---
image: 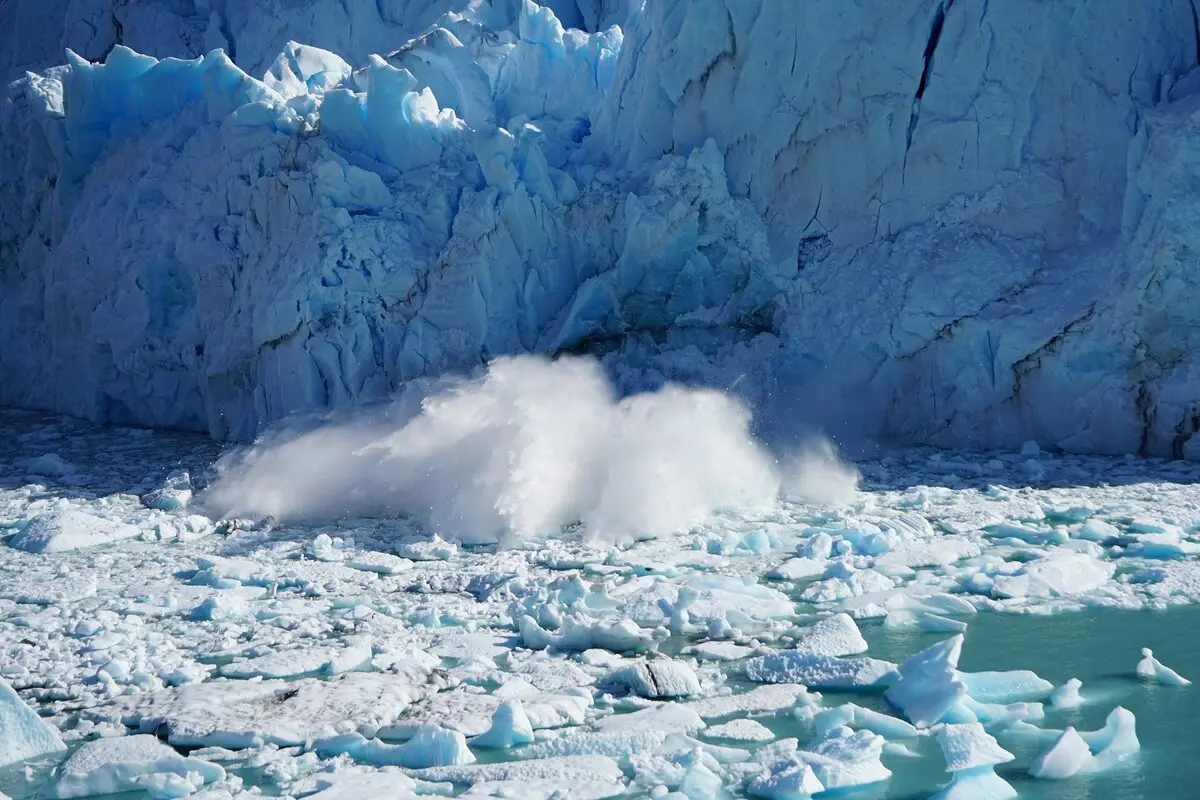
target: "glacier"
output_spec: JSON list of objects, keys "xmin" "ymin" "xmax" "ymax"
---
[{"xmin": 3, "ymin": 0, "xmax": 1200, "ymax": 456}]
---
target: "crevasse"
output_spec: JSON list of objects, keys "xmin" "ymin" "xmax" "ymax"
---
[{"xmin": 3, "ymin": 0, "xmax": 1200, "ymax": 455}]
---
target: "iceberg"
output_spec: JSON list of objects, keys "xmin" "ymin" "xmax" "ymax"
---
[{"xmin": 1029, "ymin": 707, "xmax": 1142, "ymax": 778}]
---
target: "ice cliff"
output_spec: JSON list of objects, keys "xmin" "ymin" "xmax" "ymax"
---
[{"xmin": 3, "ymin": 0, "xmax": 1200, "ymax": 454}]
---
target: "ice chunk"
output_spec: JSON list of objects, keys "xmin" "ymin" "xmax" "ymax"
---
[
  {"xmin": 937, "ymin": 723, "xmax": 1015, "ymax": 772},
  {"xmin": 813, "ymin": 704, "xmax": 918, "ymax": 740},
  {"xmin": 768, "ymin": 557, "xmax": 827, "ymax": 581},
  {"xmin": 0, "ymin": 676, "xmax": 66, "ymax": 767},
  {"xmin": 745, "ymin": 652, "xmax": 897, "ymax": 691},
  {"xmin": 9, "ymin": 507, "xmax": 140, "ymax": 552},
  {"xmin": 141, "ymin": 470, "xmax": 194, "ymax": 511},
  {"xmin": 991, "ymin": 552, "xmax": 1114, "ymax": 599},
  {"xmin": 262, "ymin": 41, "xmax": 352, "ymax": 100},
  {"xmin": 597, "ymin": 704, "xmax": 706, "ymax": 735},
  {"xmin": 798, "ymin": 726, "xmax": 890, "ymax": 790},
  {"xmin": 746, "ymin": 758, "xmax": 824, "ymax": 800},
  {"xmin": 602, "ymin": 659, "xmax": 701, "ymax": 698},
  {"xmin": 705, "ymin": 719, "xmax": 775, "ymax": 743},
  {"xmin": 470, "ymin": 699, "xmax": 535, "ymax": 749},
  {"xmin": 411, "ymin": 755, "xmax": 626, "ymax": 799},
  {"xmin": 1136, "ymin": 647, "xmax": 1192, "ymax": 685},
  {"xmin": 959, "ymin": 669, "xmax": 1054, "ymax": 703},
  {"xmin": 45, "ymin": 735, "xmax": 225, "ymax": 799},
  {"xmin": 792, "ymin": 613, "xmax": 868, "ymax": 656},
  {"xmin": 1080, "ymin": 706, "xmax": 1140, "ymax": 770},
  {"xmin": 688, "ymin": 641, "xmax": 756, "ymax": 662},
  {"xmin": 1029, "ymin": 727, "xmax": 1092, "ymax": 779},
  {"xmin": 683, "ymin": 685, "xmax": 818, "ymax": 721},
  {"xmin": 1050, "ymin": 678, "xmax": 1083, "ymax": 708},
  {"xmin": 314, "ymin": 725, "xmax": 475, "ymax": 768},
  {"xmin": 884, "ymin": 635, "xmax": 967, "ymax": 728},
  {"xmin": 517, "ymin": 729, "xmax": 669, "ymax": 760},
  {"xmin": 104, "ymin": 672, "xmax": 430, "ymax": 748},
  {"xmin": 929, "ymin": 723, "xmax": 1017, "ymax": 800},
  {"xmin": 302, "ymin": 770, "xmax": 419, "ymax": 799},
  {"xmin": 218, "ymin": 638, "xmax": 373, "ymax": 679}
]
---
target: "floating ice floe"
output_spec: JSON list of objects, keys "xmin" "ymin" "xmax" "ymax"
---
[
  {"xmin": 45, "ymin": 734, "xmax": 225, "ymax": 799},
  {"xmin": 470, "ymin": 699, "xmax": 535, "ymax": 749},
  {"xmin": 745, "ymin": 652, "xmax": 898, "ymax": 690},
  {"xmin": 1136, "ymin": 647, "xmax": 1192, "ymax": 686},
  {"xmin": 1028, "ymin": 707, "xmax": 1141, "ymax": 778},
  {"xmin": 929, "ymin": 723, "xmax": 1017, "ymax": 800},
  {"xmin": 0, "ymin": 676, "xmax": 66, "ymax": 767},
  {"xmin": 9, "ymin": 507, "xmax": 140, "ymax": 553},
  {"xmin": 705, "ymin": 718, "xmax": 776, "ymax": 743},
  {"xmin": 601, "ymin": 659, "xmax": 702, "ymax": 698},
  {"xmin": 313, "ymin": 725, "xmax": 475, "ymax": 768},
  {"xmin": 1049, "ymin": 678, "xmax": 1084, "ymax": 708},
  {"xmin": 884, "ymin": 634, "xmax": 1052, "ymax": 728},
  {"xmin": 411, "ymin": 755, "xmax": 627, "ymax": 799}
]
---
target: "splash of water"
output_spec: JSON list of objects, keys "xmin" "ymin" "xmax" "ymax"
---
[{"xmin": 201, "ymin": 355, "xmax": 857, "ymax": 543}]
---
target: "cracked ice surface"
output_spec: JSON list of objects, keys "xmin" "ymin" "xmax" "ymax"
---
[
  {"xmin": 4, "ymin": 1, "xmax": 1200, "ymax": 456},
  {"xmin": 0, "ymin": 408, "xmax": 1199, "ymax": 798}
]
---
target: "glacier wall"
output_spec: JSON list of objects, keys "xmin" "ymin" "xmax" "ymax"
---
[{"xmin": 3, "ymin": 0, "xmax": 1200, "ymax": 456}]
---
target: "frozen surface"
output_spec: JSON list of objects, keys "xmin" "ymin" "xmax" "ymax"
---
[
  {"xmin": 1, "ymin": 410, "xmax": 1200, "ymax": 800},
  {"xmin": 5, "ymin": 0, "xmax": 1200, "ymax": 462}
]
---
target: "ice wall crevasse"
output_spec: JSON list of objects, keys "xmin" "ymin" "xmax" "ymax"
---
[
  {"xmin": 0, "ymin": 6, "xmax": 780, "ymax": 440},
  {"xmin": 5, "ymin": 0, "xmax": 1200, "ymax": 454}
]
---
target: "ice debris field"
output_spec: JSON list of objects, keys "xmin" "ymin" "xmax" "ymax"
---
[
  {"xmin": 5, "ymin": 0, "xmax": 1200, "ymax": 797},
  {"xmin": 2, "ymin": 391, "xmax": 1200, "ymax": 799}
]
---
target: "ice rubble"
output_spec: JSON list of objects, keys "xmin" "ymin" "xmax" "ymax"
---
[{"xmin": 5, "ymin": 0, "xmax": 1200, "ymax": 457}]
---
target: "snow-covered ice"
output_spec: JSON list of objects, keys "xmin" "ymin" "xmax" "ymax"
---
[
  {"xmin": 0, "ymin": 410, "xmax": 1198, "ymax": 798},
  {"xmin": 44, "ymin": 735, "xmax": 225, "ymax": 799},
  {"xmin": 929, "ymin": 723, "xmax": 1017, "ymax": 800}
]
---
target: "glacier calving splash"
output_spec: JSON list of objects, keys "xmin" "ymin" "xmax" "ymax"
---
[{"xmin": 4, "ymin": 0, "xmax": 1200, "ymax": 454}]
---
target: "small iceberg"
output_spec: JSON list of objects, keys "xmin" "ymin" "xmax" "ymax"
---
[
  {"xmin": 1137, "ymin": 648, "xmax": 1192, "ymax": 686},
  {"xmin": 1029, "ymin": 707, "xmax": 1141, "ymax": 778},
  {"xmin": 929, "ymin": 723, "xmax": 1017, "ymax": 800}
]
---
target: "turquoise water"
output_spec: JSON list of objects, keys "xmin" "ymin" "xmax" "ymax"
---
[
  {"xmin": 822, "ymin": 606, "xmax": 1200, "ymax": 799},
  {"xmin": 5, "ymin": 607, "xmax": 1199, "ymax": 799}
]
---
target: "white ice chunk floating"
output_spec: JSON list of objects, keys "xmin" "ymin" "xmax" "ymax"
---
[
  {"xmin": 745, "ymin": 652, "xmax": 897, "ymax": 690},
  {"xmin": 930, "ymin": 723, "xmax": 1016, "ymax": 800},
  {"xmin": 705, "ymin": 718, "xmax": 775, "ymax": 743},
  {"xmin": 885, "ymin": 636, "xmax": 968, "ymax": 728},
  {"xmin": 813, "ymin": 704, "xmax": 918, "ymax": 740},
  {"xmin": 0, "ymin": 676, "xmax": 66, "ymax": 767},
  {"xmin": 792, "ymin": 613, "xmax": 868, "ymax": 656},
  {"xmin": 990, "ymin": 552, "xmax": 1115, "ymax": 599},
  {"xmin": 798, "ymin": 726, "xmax": 891, "ymax": 790},
  {"xmin": 1029, "ymin": 707, "xmax": 1141, "ymax": 778},
  {"xmin": 1050, "ymin": 678, "xmax": 1083, "ymax": 708},
  {"xmin": 885, "ymin": 634, "xmax": 1051, "ymax": 728},
  {"xmin": 9, "ymin": 507, "xmax": 140, "ymax": 553},
  {"xmin": 411, "ymin": 755, "xmax": 626, "ymax": 799},
  {"xmin": 314, "ymin": 725, "xmax": 475, "ymax": 768},
  {"xmin": 470, "ymin": 699, "xmax": 535, "ymax": 749},
  {"xmin": 100, "ymin": 672, "xmax": 431, "ymax": 748},
  {"xmin": 141, "ymin": 470, "xmax": 194, "ymax": 511},
  {"xmin": 1029, "ymin": 727, "xmax": 1092, "ymax": 779},
  {"xmin": 746, "ymin": 758, "xmax": 824, "ymax": 800},
  {"xmin": 1137, "ymin": 647, "xmax": 1192, "ymax": 686},
  {"xmin": 602, "ymin": 659, "xmax": 702, "ymax": 698},
  {"xmin": 683, "ymin": 685, "xmax": 818, "ymax": 721},
  {"xmin": 301, "ymin": 770, "xmax": 419, "ymax": 800},
  {"xmin": 44, "ymin": 734, "xmax": 225, "ymax": 799}
]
